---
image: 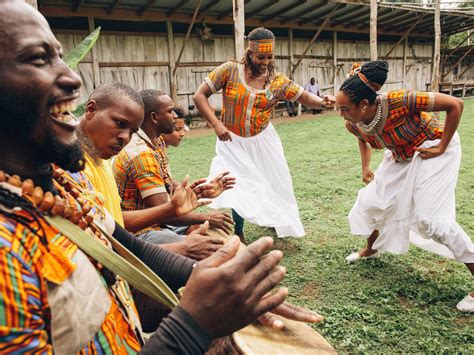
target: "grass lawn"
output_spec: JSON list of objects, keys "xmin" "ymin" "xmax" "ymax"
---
[{"xmin": 168, "ymin": 99, "xmax": 474, "ymax": 353}]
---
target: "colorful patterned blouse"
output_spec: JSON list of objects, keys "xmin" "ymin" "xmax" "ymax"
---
[
  {"xmin": 0, "ymin": 172, "xmax": 141, "ymax": 353},
  {"xmin": 113, "ymin": 129, "xmax": 172, "ymax": 214},
  {"xmin": 205, "ymin": 61, "xmax": 304, "ymax": 137},
  {"xmin": 346, "ymin": 90, "xmax": 442, "ymax": 161}
]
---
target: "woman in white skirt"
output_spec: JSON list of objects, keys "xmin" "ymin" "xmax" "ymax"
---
[
  {"xmin": 336, "ymin": 60, "xmax": 474, "ymax": 312},
  {"xmin": 194, "ymin": 28, "xmax": 334, "ymax": 242}
]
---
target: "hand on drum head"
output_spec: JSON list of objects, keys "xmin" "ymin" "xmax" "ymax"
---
[
  {"xmin": 257, "ymin": 299, "xmax": 324, "ymax": 330},
  {"xmin": 179, "ymin": 236, "xmax": 287, "ymax": 338}
]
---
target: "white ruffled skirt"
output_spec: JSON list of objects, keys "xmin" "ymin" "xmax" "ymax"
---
[
  {"xmin": 208, "ymin": 123, "xmax": 305, "ymax": 237},
  {"xmin": 349, "ymin": 132, "xmax": 474, "ymax": 263}
]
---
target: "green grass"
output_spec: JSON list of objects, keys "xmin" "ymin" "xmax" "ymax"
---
[{"xmin": 168, "ymin": 100, "xmax": 474, "ymax": 353}]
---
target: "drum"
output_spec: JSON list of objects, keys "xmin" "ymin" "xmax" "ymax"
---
[
  {"xmin": 207, "ymin": 319, "xmax": 336, "ymax": 354},
  {"xmin": 205, "ymin": 229, "xmax": 336, "ymax": 354}
]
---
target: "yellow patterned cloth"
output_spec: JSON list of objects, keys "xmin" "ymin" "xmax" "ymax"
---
[{"xmin": 205, "ymin": 61, "xmax": 304, "ymax": 137}]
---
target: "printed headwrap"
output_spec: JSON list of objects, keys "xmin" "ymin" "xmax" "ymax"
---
[
  {"xmin": 248, "ymin": 39, "xmax": 274, "ymax": 53},
  {"xmin": 351, "ymin": 66, "xmax": 382, "ymax": 93}
]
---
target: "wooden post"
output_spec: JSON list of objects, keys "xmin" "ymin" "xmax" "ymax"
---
[
  {"xmin": 288, "ymin": 28, "xmax": 294, "ymax": 80},
  {"xmin": 333, "ymin": 31, "xmax": 338, "ymax": 98},
  {"xmin": 370, "ymin": 0, "xmax": 377, "ymax": 60},
  {"xmin": 166, "ymin": 20, "xmax": 178, "ymax": 103},
  {"xmin": 402, "ymin": 36, "xmax": 408, "ymax": 88},
  {"xmin": 431, "ymin": 0, "xmax": 441, "ymax": 92},
  {"xmin": 173, "ymin": 0, "xmax": 201, "ymax": 76},
  {"xmin": 233, "ymin": 0, "xmax": 245, "ymax": 60},
  {"xmin": 25, "ymin": 0, "xmax": 37, "ymax": 9},
  {"xmin": 88, "ymin": 17, "xmax": 101, "ymax": 89}
]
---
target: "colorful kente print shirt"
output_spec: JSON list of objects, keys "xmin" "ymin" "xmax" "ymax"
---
[
  {"xmin": 346, "ymin": 90, "xmax": 442, "ymax": 161},
  {"xmin": 205, "ymin": 61, "xmax": 304, "ymax": 137},
  {"xmin": 113, "ymin": 129, "xmax": 172, "ymax": 214},
  {"xmin": 0, "ymin": 172, "xmax": 141, "ymax": 354}
]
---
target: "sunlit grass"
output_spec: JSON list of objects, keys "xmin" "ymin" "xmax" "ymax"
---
[{"xmin": 169, "ymin": 99, "xmax": 474, "ymax": 353}]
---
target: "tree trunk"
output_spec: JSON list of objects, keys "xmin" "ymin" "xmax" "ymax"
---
[
  {"xmin": 233, "ymin": 0, "xmax": 245, "ymax": 60},
  {"xmin": 431, "ymin": 0, "xmax": 441, "ymax": 92},
  {"xmin": 370, "ymin": 0, "xmax": 378, "ymax": 60}
]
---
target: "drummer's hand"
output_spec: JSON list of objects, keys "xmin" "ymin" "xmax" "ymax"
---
[
  {"xmin": 180, "ymin": 236, "xmax": 287, "ymax": 338},
  {"xmin": 257, "ymin": 299, "xmax": 324, "ymax": 330},
  {"xmin": 213, "ymin": 121, "xmax": 232, "ymax": 141}
]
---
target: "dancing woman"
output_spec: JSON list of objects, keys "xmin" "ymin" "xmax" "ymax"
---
[
  {"xmin": 336, "ymin": 60, "xmax": 474, "ymax": 312},
  {"xmin": 194, "ymin": 27, "xmax": 334, "ymax": 241}
]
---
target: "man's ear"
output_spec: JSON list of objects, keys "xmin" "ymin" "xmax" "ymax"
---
[
  {"xmin": 150, "ymin": 111, "xmax": 160, "ymax": 125},
  {"xmin": 85, "ymin": 100, "xmax": 97, "ymax": 119}
]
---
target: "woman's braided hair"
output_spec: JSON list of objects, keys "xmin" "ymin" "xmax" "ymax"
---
[
  {"xmin": 241, "ymin": 27, "xmax": 275, "ymax": 84},
  {"xmin": 340, "ymin": 60, "xmax": 389, "ymax": 104}
]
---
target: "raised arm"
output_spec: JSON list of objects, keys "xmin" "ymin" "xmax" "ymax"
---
[{"xmin": 297, "ymin": 91, "xmax": 335, "ymax": 110}]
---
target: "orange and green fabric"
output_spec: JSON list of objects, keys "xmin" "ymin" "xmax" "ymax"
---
[
  {"xmin": 0, "ymin": 181, "xmax": 141, "ymax": 353},
  {"xmin": 113, "ymin": 129, "xmax": 172, "ymax": 214},
  {"xmin": 205, "ymin": 61, "xmax": 304, "ymax": 137},
  {"xmin": 346, "ymin": 90, "xmax": 442, "ymax": 161}
]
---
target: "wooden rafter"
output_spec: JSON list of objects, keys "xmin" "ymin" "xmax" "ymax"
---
[
  {"xmin": 384, "ymin": 12, "xmax": 424, "ymax": 30},
  {"xmin": 383, "ymin": 14, "xmax": 425, "ymax": 59},
  {"xmin": 378, "ymin": 12, "xmax": 415, "ymax": 27},
  {"xmin": 217, "ymin": 0, "xmax": 252, "ymax": 20},
  {"xmin": 167, "ymin": 0, "xmax": 190, "ymax": 18},
  {"xmin": 445, "ymin": 24, "xmax": 474, "ymax": 36},
  {"xmin": 200, "ymin": 0, "xmax": 221, "ymax": 14},
  {"xmin": 72, "ymin": 0, "xmax": 83, "ymax": 12},
  {"xmin": 107, "ymin": 0, "xmax": 120, "ymax": 15},
  {"xmin": 442, "ymin": 48, "xmax": 473, "ymax": 80},
  {"xmin": 441, "ymin": 32, "xmax": 474, "ymax": 66},
  {"xmin": 299, "ymin": 5, "xmax": 346, "ymax": 27},
  {"xmin": 292, "ymin": 4, "xmax": 341, "ymax": 74},
  {"xmin": 280, "ymin": 1, "xmax": 328, "ymax": 25},
  {"xmin": 343, "ymin": 7, "xmax": 392, "ymax": 28},
  {"xmin": 331, "ymin": 6, "xmax": 366, "ymax": 26},
  {"xmin": 328, "ymin": 5, "xmax": 358, "ymax": 25},
  {"xmin": 261, "ymin": 0, "xmax": 307, "ymax": 24},
  {"xmin": 247, "ymin": 0, "xmax": 280, "ymax": 19},
  {"xmin": 137, "ymin": 0, "xmax": 156, "ymax": 17}
]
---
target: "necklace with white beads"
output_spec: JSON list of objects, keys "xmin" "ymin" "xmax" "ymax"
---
[{"xmin": 356, "ymin": 102, "xmax": 382, "ymax": 135}]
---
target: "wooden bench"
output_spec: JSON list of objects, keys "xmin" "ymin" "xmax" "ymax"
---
[{"xmin": 426, "ymin": 80, "xmax": 474, "ymax": 97}]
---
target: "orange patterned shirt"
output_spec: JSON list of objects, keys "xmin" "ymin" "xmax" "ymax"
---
[
  {"xmin": 205, "ymin": 61, "xmax": 304, "ymax": 137},
  {"xmin": 346, "ymin": 90, "xmax": 442, "ymax": 161}
]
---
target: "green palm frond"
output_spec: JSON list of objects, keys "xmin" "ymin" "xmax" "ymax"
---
[
  {"xmin": 45, "ymin": 215, "xmax": 179, "ymax": 309},
  {"xmin": 64, "ymin": 27, "xmax": 101, "ymax": 69}
]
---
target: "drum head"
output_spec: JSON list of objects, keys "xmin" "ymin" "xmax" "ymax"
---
[{"xmin": 233, "ymin": 319, "xmax": 336, "ymax": 355}]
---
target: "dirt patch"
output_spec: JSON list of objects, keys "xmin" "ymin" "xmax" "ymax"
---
[
  {"xmin": 398, "ymin": 296, "xmax": 413, "ymax": 308},
  {"xmin": 300, "ymin": 282, "xmax": 321, "ymax": 298},
  {"xmin": 454, "ymin": 316, "xmax": 473, "ymax": 326},
  {"xmin": 186, "ymin": 112, "xmax": 334, "ymax": 138}
]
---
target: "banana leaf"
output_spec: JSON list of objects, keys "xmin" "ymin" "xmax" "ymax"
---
[{"xmin": 64, "ymin": 26, "xmax": 101, "ymax": 69}]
